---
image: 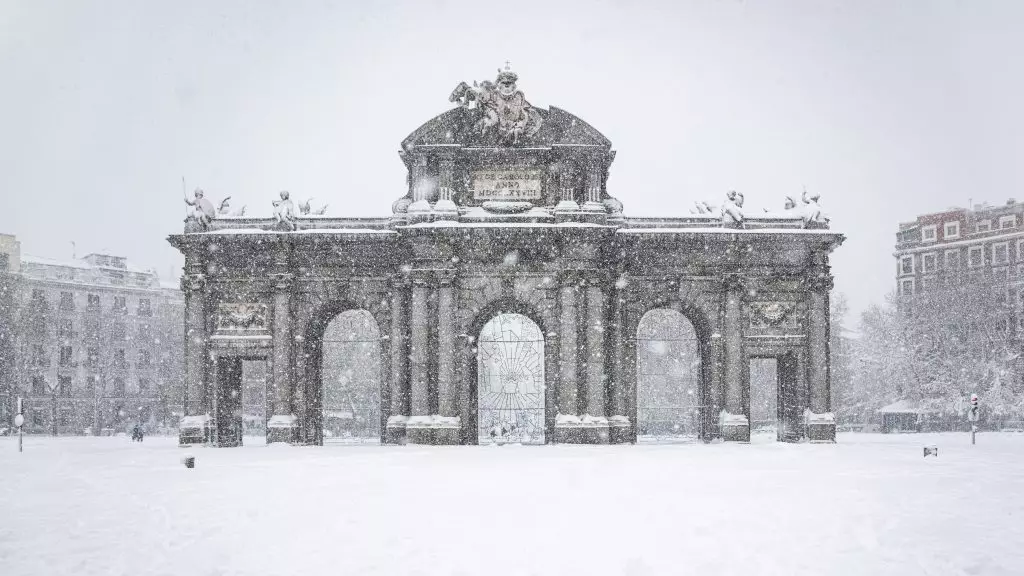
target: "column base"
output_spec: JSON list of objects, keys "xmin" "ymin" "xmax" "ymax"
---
[
  {"xmin": 805, "ymin": 410, "xmax": 836, "ymax": 443},
  {"xmin": 581, "ymin": 200, "xmax": 606, "ymax": 212},
  {"xmin": 553, "ymin": 414, "xmax": 610, "ymax": 444},
  {"xmin": 432, "ymin": 199, "xmax": 459, "ymax": 221},
  {"xmin": 178, "ymin": 414, "xmax": 212, "ymax": 446},
  {"xmin": 384, "ymin": 415, "xmax": 408, "ymax": 445},
  {"xmin": 267, "ymin": 414, "xmax": 299, "ymax": 444},
  {"xmin": 407, "ymin": 199, "xmax": 432, "ymax": 223},
  {"xmin": 405, "ymin": 415, "xmax": 462, "ymax": 445},
  {"xmin": 720, "ymin": 411, "xmax": 750, "ymax": 443},
  {"xmin": 608, "ymin": 415, "xmax": 633, "ymax": 444}
]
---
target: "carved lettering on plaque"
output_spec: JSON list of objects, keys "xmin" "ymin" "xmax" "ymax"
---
[{"xmin": 472, "ymin": 169, "xmax": 543, "ymax": 201}]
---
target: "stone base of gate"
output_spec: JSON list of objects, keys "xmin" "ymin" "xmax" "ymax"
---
[
  {"xmin": 805, "ymin": 410, "xmax": 836, "ymax": 443},
  {"xmin": 405, "ymin": 416, "xmax": 461, "ymax": 445},
  {"xmin": 384, "ymin": 415, "xmax": 408, "ymax": 445},
  {"xmin": 553, "ymin": 415, "xmax": 610, "ymax": 444},
  {"xmin": 608, "ymin": 416, "xmax": 632, "ymax": 444},
  {"xmin": 266, "ymin": 414, "xmax": 299, "ymax": 445},
  {"xmin": 720, "ymin": 411, "xmax": 750, "ymax": 443}
]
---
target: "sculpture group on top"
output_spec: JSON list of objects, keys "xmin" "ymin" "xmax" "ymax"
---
[
  {"xmin": 183, "ymin": 186, "xmax": 331, "ymax": 232},
  {"xmin": 691, "ymin": 188, "xmax": 829, "ymax": 229},
  {"xmin": 449, "ymin": 62, "xmax": 543, "ymax": 145}
]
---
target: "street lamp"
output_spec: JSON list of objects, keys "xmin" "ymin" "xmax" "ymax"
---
[{"xmin": 14, "ymin": 397, "xmax": 24, "ymax": 452}]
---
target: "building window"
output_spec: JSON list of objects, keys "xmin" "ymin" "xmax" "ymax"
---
[
  {"xmin": 1000, "ymin": 215, "xmax": 1017, "ymax": 229},
  {"xmin": 976, "ymin": 220, "xmax": 992, "ymax": 233},
  {"xmin": 0, "ymin": 253, "xmax": 8, "ymax": 272},
  {"xmin": 32, "ymin": 410, "xmax": 43, "ymax": 426},
  {"xmin": 87, "ymin": 294, "xmax": 100, "ymax": 311},
  {"xmin": 922, "ymin": 253, "xmax": 937, "ymax": 273},
  {"xmin": 945, "ymin": 250, "xmax": 960, "ymax": 271},
  {"xmin": 59, "ymin": 346, "xmax": 73, "ymax": 367},
  {"xmin": 59, "ymin": 291, "xmax": 74, "ymax": 311},
  {"xmin": 32, "ymin": 344, "xmax": 48, "ymax": 367},
  {"xmin": 31, "ymin": 375, "xmax": 47, "ymax": 395},
  {"xmin": 969, "ymin": 246, "xmax": 984, "ymax": 268},
  {"xmin": 922, "ymin": 224, "xmax": 937, "ymax": 242},
  {"xmin": 110, "ymin": 322, "xmax": 126, "ymax": 341},
  {"xmin": 138, "ymin": 378, "xmax": 150, "ymax": 396},
  {"xmin": 900, "ymin": 255, "xmax": 914, "ymax": 275},
  {"xmin": 993, "ymin": 242, "xmax": 1010, "ymax": 265},
  {"xmin": 137, "ymin": 298, "xmax": 152, "ymax": 317},
  {"xmin": 113, "ymin": 377, "xmax": 126, "ymax": 397},
  {"xmin": 138, "ymin": 323, "xmax": 153, "ymax": 342},
  {"xmin": 996, "ymin": 288, "xmax": 1009, "ymax": 305},
  {"xmin": 58, "ymin": 319, "xmax": 73, "ymax": 339},
  {"xmin": 900, "ymin": 278, "xmax": 915, "ymax": 296},
  {"xmin": 138, "ymin": 349, "xmax": 151, "ymax": 368},
  {"xmin": 113, "ymin": 296, "xmax": 127, "ymax": 313},
  {"xmin": 114, "ymin": 349, "xmax": 127, "ymax": 368},
  {"xmin": 944, "ymin": 221, "xmax": 960, "ymax": 239},
  {"xmin": 994, "ymin": 267, "xmax": 1010, "ymax": 283},
  {"xmin": 86, "ymin": 347, "xmax": 99, "ymax": 368},
  {"xmin": 58, "ymin": 375, "xmax": 72, "ymax": 397}
]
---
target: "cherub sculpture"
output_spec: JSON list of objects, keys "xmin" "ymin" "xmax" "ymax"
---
[
  {"xmin": 273, "ymin": 190, "xmax": 297, "ymax": 231},
  {"xmin": 721, "ymin": 190, "xmax": 745, "ymax": 228}
]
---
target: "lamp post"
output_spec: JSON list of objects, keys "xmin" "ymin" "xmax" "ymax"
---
[{"xmin": 14, "ymin": 396, "xmax": 24, "ymax": 452}]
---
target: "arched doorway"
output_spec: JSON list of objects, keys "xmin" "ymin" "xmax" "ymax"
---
[
  {"xmin": 477, "ymin": 313, "xmax": 545, "ymax": 444},
  {"xmin": 636, "ymin": 309, "xmax": 702, "ymax": 443},
  {"xmin": 320, "ymin": 309, "xmax": 382, "ymax": 444}
]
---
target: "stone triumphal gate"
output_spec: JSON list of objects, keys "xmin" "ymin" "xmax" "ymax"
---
[{"xmin": 170, "ymin": 67, "xmax": 843, "ymax": 447}]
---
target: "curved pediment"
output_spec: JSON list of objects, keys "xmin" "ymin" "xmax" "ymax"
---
[{"xmin": 401, "ymin": 105, "xmax": 611, "ymax": 150}]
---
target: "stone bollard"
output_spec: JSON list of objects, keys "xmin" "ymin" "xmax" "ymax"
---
[
  {"xmin": 923, "ymin": 445, "xmax": 938, "ymax": 457},
  {"xmin": 183, "ymin": 455, "xmax": 195, "ymax": 469}
]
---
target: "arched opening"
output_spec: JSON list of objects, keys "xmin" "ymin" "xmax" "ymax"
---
[
  {"xmin": 636, "ymin": 309, "xmax": 702, "ymax": 443},
  {"xmin": 320, "ymin": 309, "xmax": 382, "ymax": 444},
  {"xmin": 476, "ymin": 313, "xmax": 545, "ymax": 445}
]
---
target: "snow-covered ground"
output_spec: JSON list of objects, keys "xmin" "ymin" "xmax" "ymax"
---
[{"xmin": 1, "ymin": 433, "xmax": 1022, "ymax": 576}]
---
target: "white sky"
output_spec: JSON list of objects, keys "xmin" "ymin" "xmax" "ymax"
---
[{"xmin": 1, "ymin": 0, "xmax": 1022, "ymax": 320}]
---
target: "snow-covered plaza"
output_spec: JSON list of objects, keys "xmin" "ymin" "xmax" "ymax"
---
[{"xmin": 1, "ymin": 433, "xmax": 1022, "ymax": 576}]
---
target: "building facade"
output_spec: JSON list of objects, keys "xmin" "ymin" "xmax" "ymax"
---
[
  {"xmin": 0, "ymin": 234, "xmax": 184, "ymax": 434},
  {"xmin": 170, "ymin": 68, "xmax": 844, "ymax": 447}
]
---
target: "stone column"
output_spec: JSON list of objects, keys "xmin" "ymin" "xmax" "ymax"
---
[
  {"xmin": 406, "ymin": 277, "xmax": 431, "ymax": 443},
  {"xmin": 178, "ymin": 268, "xmax": 209, "ymax": 446},
  {"xmin": 584, "ymin": 277, "xmax": 609, "ymax": 443},
  {"xmin": 407, "ymin": 155, "xmax": 432, "ymax": 219},
  {"xmin": 267, "ymin": 270, "xmax": 298, "ymax": 444},
  {"xmin": 608, "ymin": 279, "xmax": 630, "ymax": 443},
  {"xmin": 434, "ymin": 158, "xmax": 458, "ymax": 220},
  {"xmin": 554, "ymin": 272, "xmax": 580, "ymax": 443},
  {"xmin": 806, "ymin": 268, "xmax": 835, "ymax": 442},
  {"xmin": 581, "ymin": 159, "xmax": 605, "ymax": 213},
  {"xmin": 434, "ymin": 269, "xmax": 460, "ymax": 444},
  {"xmin": 554, "ymin": 163, "xmax": 580, "ymax": 214},
  {"xmin": 385, "ymin": 276, "xmax": 409, "ymax": 444},
  {"xmin": 721, "ymin": 274, "xmax": 749, "ymax": 442}
]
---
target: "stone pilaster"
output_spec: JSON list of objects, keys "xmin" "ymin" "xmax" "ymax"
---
[
  {"xmin": 608, "ymin": 276, "xmax": 631, "ymax": 443},
  {"xmin": 385, "ymin": 276, "xmax": 409, "ymax": 444},
  {"xmin": 583, "ymin": 277, "xmax": 609, "ymax": 443},
  {"xmin": 179, "ymin": 266, "xmax": 210, "ymax": 446},
  {"xmin": 721, "ymin": 273, "xmax": 749, "ymax": 442},
  {"xmin": 554, "ymin": 271, "xmax": 581, "ymax": 443},
  {"xmin": 806, "ymin": 264, "xmax": 835, "ymax": 442},
  {"xmin": 267, "ymin": 269, "xmax": 298, "ymax": 444}
]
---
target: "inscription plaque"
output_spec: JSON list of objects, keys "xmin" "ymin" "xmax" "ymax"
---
[{"xmin": 471, "ymin": 169, "xmax": 543, "ymax": 201}]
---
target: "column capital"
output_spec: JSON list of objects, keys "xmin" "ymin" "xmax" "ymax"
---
[
  {"xmin": 268, "ymin": 272, "xmax": 294, "ymax": 290},
  {"xmin": 181, "ymin": 273, "xmax": 206, "ymax": 293}
]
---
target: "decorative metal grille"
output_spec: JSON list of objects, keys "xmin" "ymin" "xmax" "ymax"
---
[
  {"xmin": 321, "ymin": 310, "xmax": 382, "ymax": 443},
  {"xmin": 477, "ymin": 313, "xmax": 545, "ymax": 444},
  {"xmin": 636, "ymin": 309, "xmax": 701, "ymax": 443}
]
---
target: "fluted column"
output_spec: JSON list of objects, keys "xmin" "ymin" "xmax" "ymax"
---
[
  {"xmin": 722, "ymin": 273, "xmax": 748, "ymax": 441},
  {"xmin": 584, "ymin": 277, "xmax": 609, "ymax": 443},
  {"xmin": 554, "ymin": 164, "xmax": 579, "ymax": 213},
  {"xmin": 608, "ymin": 276, "xmax": 630, "ymax": 443},
  {"xmin": 409, "ymin": 279, "xmax": 430, "ymax": 417},
  {"xmin": 181, "ymin": 270, "xmax": 207, "ymax": 416},
  {"xmin": 805, "ymin": 261, "xmax": 836, "ymax": 442},
  {"xmin": 554, "ymin": 272, "xmax": 580, "ymax": 442},
  {"xmin": 434, "ymin": 158, "xmax": 458, "ymax": 219},
  {"xmin": 408, "ymin": 155, "xmax": 431, "ymax": 218},
  {"xmin": 581, "ymin": 159, "xmax": 605, "ymax": 212},
  {"xmin": 385, "ymin": 276, "xmax": 409, "ymax": 443},
  {"xmin": 434, "ymin": 270, "xmax": 460, "ymax": 444}
]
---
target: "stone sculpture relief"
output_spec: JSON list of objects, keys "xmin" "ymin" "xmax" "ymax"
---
[
  {"xmin": 721, "ymin": 190, "xmax": 745, "ymax": 228},
  {"xmin": 183, "ymin": 188, "xmax": 216, "ymax": 231},
  {"xmin": 273, "ymin": 190, "xmax": 298, "ymax": 231},
  {"xmin": 449, "ymin": 63, "xmax": 543, "ymax": 144},
  {"xmin": 216, "ymin": 303, "xmax": 269, "ymax": 332}
]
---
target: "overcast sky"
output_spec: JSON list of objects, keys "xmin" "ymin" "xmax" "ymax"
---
[{"xmin": 1, "ymin": 0, "xmax": 1022, "ymax": 321}]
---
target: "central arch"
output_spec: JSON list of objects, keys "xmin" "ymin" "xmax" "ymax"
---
[
  {"xmin": 635, "ymin": 308, "xmax": 706, "ymax": 443},
  {"xmin": 475, "ymin": 312, "xmax": 546, "ymax": 445},
  {"xmin": 317, "ymin": 309, "xmax": 383, "ymax": 444}
]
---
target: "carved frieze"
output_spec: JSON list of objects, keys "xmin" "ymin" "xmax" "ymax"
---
[
  {"xmin": 748, "ymin": 301, "xmax": 801, "ymax": 329},
  {"xmin": 215, "ymin": 303, "xmax": 269, "ymax": 333}
]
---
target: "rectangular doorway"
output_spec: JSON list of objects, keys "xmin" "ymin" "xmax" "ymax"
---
[
  {"xmin": 748, "ymin": 353, "xmax": 801, "ymax": 443},
  {"xmin": 214, "ymin": 357, "xmax": 269, "ymax": 447}
]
